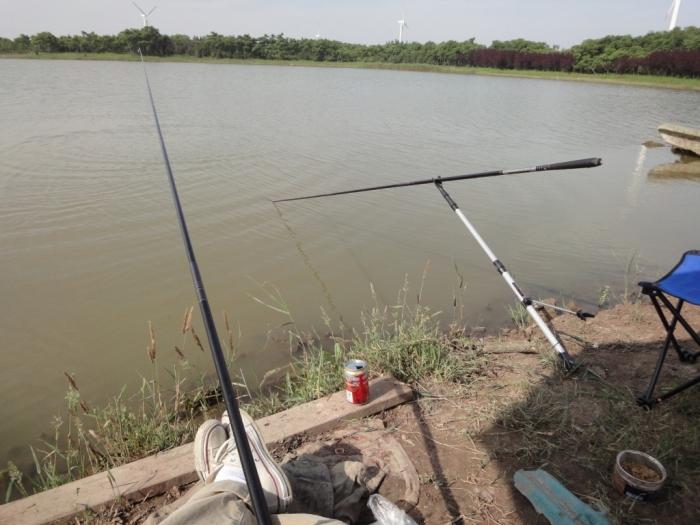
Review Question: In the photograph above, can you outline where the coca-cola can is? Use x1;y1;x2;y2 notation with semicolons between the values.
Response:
344;359;369;404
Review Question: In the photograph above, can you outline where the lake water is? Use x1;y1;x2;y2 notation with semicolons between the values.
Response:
1;58;699;467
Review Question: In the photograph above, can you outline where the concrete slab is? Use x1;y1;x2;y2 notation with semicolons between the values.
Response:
0;377;412;525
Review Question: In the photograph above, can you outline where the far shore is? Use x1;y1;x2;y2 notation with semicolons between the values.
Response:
4;52;700;92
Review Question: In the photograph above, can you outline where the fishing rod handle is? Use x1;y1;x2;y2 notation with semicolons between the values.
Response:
536;158;602;172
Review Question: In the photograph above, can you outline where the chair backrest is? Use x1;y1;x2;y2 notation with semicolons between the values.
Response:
656;250;700;306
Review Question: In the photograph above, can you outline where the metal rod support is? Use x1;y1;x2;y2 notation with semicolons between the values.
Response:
528;299;594;320
434;182;575;368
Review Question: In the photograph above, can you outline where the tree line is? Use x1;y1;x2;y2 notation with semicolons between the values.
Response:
1;26;700;77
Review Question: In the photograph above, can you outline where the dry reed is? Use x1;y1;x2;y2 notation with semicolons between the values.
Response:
63;372;79;392
223;311;235;355
147;321;157;363
181;306;193;334
191;328;204;352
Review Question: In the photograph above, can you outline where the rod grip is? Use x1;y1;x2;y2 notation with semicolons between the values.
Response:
537;158;602;171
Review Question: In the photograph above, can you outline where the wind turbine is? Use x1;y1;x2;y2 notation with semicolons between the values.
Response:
133;2;157;27
397;14;408;43
667;0;682;30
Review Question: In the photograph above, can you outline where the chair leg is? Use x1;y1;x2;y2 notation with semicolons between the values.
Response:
648;294;684;357
638;336;674;407
655;375;700;403
637;300;683;407
655;294;700;362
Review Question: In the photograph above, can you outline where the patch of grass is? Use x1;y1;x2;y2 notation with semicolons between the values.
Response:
248;277;488;415
486;374;700;524
492;385;570;462
353;280;486;385
506;301;530;331
1;311;224;501
611;250;644;305
3;277;487;500
598;285;612;308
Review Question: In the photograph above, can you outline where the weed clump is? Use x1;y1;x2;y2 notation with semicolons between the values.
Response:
1;313;222;500
351;290;485;385
2;278;487;500
247;278;486;417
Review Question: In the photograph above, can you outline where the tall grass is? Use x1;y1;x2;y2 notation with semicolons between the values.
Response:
1;310;222;501
247;276;486;416
2;278;486;500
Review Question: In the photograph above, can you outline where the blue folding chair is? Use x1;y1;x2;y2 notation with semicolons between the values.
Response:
638;250;700;407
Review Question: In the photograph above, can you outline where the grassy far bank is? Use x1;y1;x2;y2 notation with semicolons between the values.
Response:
4;52;700;92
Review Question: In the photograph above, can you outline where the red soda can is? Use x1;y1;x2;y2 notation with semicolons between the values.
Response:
344;359;369;404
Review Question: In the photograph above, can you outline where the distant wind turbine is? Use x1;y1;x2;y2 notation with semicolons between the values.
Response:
133;2;157;27
667;0;682;30
397;14;408;43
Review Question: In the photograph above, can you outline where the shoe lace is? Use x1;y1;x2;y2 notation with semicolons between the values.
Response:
213;437;239;466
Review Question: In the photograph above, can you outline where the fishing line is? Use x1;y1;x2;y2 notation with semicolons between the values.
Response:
273;202;343;323
274;158;603;368
279;183;597;311
275;201;391;306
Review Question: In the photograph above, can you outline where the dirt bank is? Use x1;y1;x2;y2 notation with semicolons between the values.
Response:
380;302;700;524
83;302;700;524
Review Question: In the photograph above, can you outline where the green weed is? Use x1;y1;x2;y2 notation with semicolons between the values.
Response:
3;277;488;500
506;301;530;331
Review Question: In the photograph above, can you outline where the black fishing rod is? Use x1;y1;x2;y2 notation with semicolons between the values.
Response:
138;51;272;524
273;158;601;203
274;157;602;368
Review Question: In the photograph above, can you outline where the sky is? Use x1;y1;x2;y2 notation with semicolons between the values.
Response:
1;0;699;48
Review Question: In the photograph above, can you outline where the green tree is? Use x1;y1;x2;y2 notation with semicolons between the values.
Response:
170;34;193;55
491;38;552;53
31;32;61;53
116;26;172;56
0;37;13;52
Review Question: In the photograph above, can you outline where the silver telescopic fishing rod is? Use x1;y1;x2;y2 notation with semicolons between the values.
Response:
274;157;603;368
434;181;575;368
137;51;272;524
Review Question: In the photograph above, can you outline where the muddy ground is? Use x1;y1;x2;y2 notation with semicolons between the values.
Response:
92;302;700;525
379;302;700;524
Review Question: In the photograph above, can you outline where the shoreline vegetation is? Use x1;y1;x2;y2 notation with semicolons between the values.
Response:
3;25;700;91
4;52;700;91
2;285;699;524
1;280;484;502
1;272;699;524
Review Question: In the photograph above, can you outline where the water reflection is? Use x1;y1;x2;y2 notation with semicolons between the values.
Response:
623;144;648;212
648;153;700;182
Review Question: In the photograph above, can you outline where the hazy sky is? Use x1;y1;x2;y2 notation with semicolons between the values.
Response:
1;1;699;48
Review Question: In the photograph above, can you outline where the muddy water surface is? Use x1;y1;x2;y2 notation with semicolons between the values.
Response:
1;58;700;465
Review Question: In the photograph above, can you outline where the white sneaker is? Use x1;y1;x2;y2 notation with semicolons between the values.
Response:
221;409;293;513
193;419;229;481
